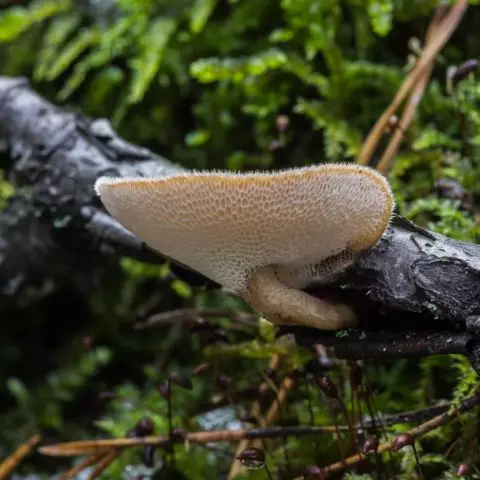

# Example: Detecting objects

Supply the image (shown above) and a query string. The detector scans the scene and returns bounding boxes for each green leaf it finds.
[185,129,211,147]
[58,16,136,100]
[412,126,460,151]
[171,280,193,299]
[0,170,15,210]
[258,317,275,343]
[127,17,177,105]
[120,258,171,279]
[0,0,70,43]
[295,98,362,159]
[113,16,177,124]
[6,378,30,408]
[34,13,81,80]
[190,48,288,84]
[0,8,29,42]
[268,28,294,43]
[190,0,217,34]
[46,27,99,81]
[367,0,394,37]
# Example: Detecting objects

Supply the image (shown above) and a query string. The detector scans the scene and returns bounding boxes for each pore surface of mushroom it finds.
[95,164,394,330]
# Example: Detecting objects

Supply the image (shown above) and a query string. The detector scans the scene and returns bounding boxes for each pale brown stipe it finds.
[95,164,394,330]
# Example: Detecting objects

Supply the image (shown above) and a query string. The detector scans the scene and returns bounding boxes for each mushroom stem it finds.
[242,266,357,330]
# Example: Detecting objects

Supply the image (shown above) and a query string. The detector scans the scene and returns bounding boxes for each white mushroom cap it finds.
[95,164,394,293]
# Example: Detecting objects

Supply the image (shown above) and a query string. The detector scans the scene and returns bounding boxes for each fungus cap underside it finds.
[95,165,394,293]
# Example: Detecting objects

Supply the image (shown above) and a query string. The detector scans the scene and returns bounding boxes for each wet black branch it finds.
[0,76,479,365]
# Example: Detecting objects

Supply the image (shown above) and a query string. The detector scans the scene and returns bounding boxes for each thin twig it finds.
[136,307,257,330]
[60,452,109,480]
[0,434,41,478]
[356,0,468,167]
[228,353,282,479]
[39,425,341,457]
[86,450,118,480]
[39,398,458,458]
[376,3,448,173]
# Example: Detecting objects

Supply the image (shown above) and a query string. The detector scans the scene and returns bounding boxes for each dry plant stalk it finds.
[356,0,468,172]
[39,424,340,457]
[0,434,41,479]
[86,450,118,480]
[59,452,109,480]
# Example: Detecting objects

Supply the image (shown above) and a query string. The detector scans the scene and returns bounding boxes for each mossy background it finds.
[0,0,479,478]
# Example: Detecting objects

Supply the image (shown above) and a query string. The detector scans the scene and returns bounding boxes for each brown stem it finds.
[0,434,41,478]
[39,425,339,457]
[356,0,468,168]
[60,452,108,480]
[86,450,118,480]
[375,1,446,174]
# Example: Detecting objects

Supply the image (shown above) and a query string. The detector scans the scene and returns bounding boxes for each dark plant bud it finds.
[451,59,478,84]
[392,433,415,452]
[236,447,265,470]
[168,372,193,390]
[171,428,187,442]
[136,416,155,436]
[386,114,399,133]
[456,463,471,477]
[158,382,170,399]
[82,335,94,351]
[350,363,363,388]
[193,363,211,375]
[315,374,338,398]
[362,436,379,455]
[303,464,324,479]
[269,139,283,152]
[276,115,290,132]
[143,444,155,467]
[217,374,232,391]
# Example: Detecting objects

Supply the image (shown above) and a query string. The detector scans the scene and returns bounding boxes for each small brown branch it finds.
[136,307,257,330]
[39,425,340,457]
[60,452,109,480]
[264,374,295,426]
[0,434,41,478]
[356,0,468,168]
[375,4,443,173]
[86,450,118,480]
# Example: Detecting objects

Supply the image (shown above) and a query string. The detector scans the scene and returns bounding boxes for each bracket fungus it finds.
[95,164,394,331]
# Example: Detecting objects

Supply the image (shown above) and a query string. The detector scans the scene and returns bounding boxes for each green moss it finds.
[1,0,480,477]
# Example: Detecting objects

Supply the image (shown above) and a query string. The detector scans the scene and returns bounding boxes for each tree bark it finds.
[0,76,479,365]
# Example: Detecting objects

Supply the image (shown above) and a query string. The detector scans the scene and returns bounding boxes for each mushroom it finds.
[95,164,394,330]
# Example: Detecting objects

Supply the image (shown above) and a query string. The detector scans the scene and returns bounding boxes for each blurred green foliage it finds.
[0,0,480,478]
